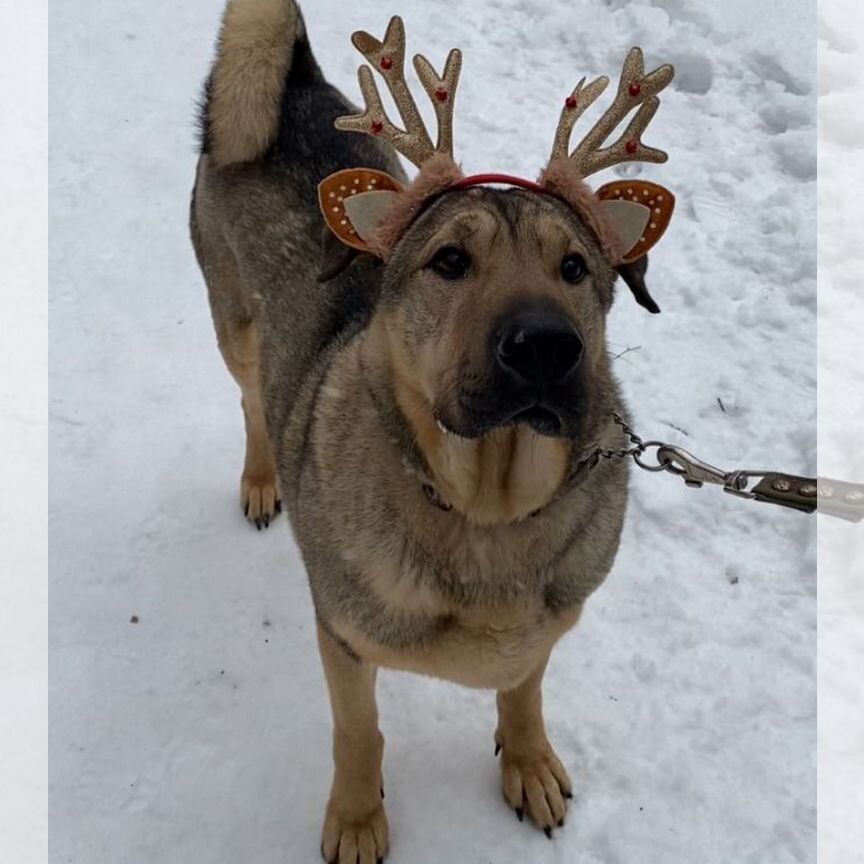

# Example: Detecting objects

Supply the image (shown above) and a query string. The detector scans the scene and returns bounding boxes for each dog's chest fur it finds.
[290,336,628,689]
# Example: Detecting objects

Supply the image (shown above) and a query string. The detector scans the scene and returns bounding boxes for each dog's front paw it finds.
[495,730,572,837]
[321,798,389,864]
[240,472,281,530]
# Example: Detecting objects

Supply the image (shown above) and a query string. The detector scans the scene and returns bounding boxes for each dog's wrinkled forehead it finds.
[387,187,612,270]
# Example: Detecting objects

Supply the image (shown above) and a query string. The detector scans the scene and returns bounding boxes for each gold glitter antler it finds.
[551,48,675,177]
[334,16,462,167]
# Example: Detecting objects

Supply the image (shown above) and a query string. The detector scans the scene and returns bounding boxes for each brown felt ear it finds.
[318,168,404,252]
[616,254,660,313]
[596,180,675,263]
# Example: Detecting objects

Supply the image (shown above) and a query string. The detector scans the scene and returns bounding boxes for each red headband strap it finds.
[453,173,546,194]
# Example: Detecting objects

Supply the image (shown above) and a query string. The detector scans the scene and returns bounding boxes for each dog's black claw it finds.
[255,519,262,531]
[377,858,383,864]
[564,790,573,799]
[244,503,249,517]
[515,807,524,822]
[380,786,385,800]
[275,499,283,514]
[263,514,270,528]
[557,818,564,828]
[494,743,501,756]
[544,826,553,839]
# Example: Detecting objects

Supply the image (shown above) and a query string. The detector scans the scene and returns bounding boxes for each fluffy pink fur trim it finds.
[369,154,465,259]
[538,159,625,265]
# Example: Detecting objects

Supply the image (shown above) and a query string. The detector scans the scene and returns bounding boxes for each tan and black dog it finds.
[190,1,667,860]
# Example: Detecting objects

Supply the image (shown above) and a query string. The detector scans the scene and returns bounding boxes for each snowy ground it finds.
[49,1,817,862]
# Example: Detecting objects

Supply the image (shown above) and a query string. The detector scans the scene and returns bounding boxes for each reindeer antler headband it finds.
[319,16,676,272]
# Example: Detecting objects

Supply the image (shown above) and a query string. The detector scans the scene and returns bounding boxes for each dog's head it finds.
[320,185,633,525]
[373,187,616,442]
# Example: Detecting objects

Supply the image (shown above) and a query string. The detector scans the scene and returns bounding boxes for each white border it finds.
[1,2,859,861]
[817,0,864,860]
[0,1,49,862]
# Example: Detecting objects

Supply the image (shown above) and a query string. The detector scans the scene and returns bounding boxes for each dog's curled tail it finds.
[200,0,310,166]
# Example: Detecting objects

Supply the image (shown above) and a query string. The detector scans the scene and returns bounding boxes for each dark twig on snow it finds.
[611,344,642,360]
[663,421,690,437]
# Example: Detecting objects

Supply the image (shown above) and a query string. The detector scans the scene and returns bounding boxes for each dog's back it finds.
[190,0,402,513]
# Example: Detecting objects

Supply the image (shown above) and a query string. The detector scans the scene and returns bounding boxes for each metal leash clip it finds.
[653,445,745,491]
[609,418,749,494]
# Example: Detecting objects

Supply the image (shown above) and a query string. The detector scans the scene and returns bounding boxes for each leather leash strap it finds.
[750,474,817,514]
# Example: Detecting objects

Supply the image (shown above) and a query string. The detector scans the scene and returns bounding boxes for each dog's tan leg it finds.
[495,654,572,836]
[317,622,388,864]
[192,173,281,529]
[215,319,281,528]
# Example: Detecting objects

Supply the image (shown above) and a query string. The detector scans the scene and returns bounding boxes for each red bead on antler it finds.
[550,48,674,176]
[565,95,578,109]
[334,15,463,166]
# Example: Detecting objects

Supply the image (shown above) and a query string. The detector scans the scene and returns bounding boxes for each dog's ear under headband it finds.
[318,16,676,310]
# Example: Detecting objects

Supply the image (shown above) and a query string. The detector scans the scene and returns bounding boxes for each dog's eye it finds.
[561,253,588,284]
[427,246,471,280]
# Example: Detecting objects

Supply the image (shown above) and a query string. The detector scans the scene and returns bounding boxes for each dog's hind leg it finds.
[317,621,389,864]
[217,317,281,529]
[494,654,573,837]
[192,205,281,529]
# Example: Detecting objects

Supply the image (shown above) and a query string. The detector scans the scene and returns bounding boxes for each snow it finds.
[49,0,818,862]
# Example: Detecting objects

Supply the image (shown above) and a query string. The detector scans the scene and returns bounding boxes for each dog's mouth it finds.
[436,394,580,440]
[511,405,562,436]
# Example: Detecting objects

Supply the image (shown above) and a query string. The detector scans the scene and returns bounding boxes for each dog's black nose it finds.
[496,310,583,385]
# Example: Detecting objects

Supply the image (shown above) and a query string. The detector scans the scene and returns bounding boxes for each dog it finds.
[191,1,674,859]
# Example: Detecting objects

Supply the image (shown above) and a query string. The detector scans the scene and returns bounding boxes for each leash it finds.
[583,415,862,522]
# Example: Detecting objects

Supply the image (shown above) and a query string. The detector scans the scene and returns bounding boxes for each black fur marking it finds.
[286,24,323,86]
[194,73,213,155]
[616,255,659,313]
[269,82,396,205]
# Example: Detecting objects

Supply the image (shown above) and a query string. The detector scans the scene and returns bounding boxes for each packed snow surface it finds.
[49,0,817,861]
